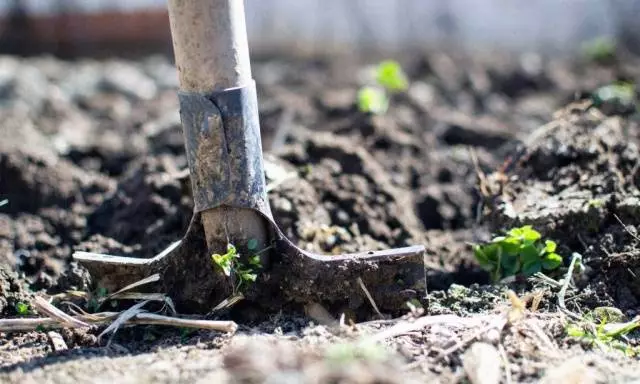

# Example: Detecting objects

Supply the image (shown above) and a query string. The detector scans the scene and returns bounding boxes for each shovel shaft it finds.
[168,0,269,255]
[168,0,251,91]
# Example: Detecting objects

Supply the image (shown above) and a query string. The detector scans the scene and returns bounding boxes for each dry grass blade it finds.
[163,296,177,315]
[0,311,238,334]
[0,317,64,332]
[557,253,582,320]
[101,273,160,303]
[370,314,489,342]
[210,293,244,314]
[126,313,238,333]
[357,277,384,318]
[106,292,167,302]
[437,315,508,361]
[613,214,640,241]
[99,300,151,345]
[33,296,89,328]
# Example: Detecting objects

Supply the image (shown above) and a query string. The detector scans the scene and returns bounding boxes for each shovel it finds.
[74,0,426,315]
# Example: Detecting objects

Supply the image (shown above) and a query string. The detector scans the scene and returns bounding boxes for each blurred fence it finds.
[0,0,638,57]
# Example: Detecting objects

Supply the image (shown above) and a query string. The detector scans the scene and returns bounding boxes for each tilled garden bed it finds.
[0,51,640,383]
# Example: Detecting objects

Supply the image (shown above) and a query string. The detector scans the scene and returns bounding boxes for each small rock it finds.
[462,342,501,384]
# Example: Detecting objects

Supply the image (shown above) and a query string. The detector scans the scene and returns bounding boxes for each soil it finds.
[1,50,640,382]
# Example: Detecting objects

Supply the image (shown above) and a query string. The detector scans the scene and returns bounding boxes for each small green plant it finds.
[591,81,637,113]
[473,225,563,282]
[357,86,388,115]
[15,302,29,315]
[375,60,409,92]
[582,37,617,63]
[212,243,238,277]
[357,60,408,115]
[587,199,604,209]
[211,242,262,293]
[567,308,640,357]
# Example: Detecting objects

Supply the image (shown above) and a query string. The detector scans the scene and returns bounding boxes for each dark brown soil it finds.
[1,51,640,382]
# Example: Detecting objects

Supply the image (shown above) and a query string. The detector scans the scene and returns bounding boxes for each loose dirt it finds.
[1,50,640,383]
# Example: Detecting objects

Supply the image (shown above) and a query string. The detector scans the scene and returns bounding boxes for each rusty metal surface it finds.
[179,82,272,217]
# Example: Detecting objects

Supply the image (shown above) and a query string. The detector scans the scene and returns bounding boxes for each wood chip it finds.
[47,331,68,352]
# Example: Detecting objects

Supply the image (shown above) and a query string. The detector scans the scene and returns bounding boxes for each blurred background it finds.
[0,0,638,58]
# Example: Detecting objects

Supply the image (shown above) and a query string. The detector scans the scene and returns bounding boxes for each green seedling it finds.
[357,86,388,115]
[212,243,238,277]
[357,60,408,115]
[567,308,640,357]
[587,199,604,209]
[473,225,563,282]
[581,37,616,63]
[15,302,29,315]
[591,82,637,113]
[211,242,263,293]
[375,60,409,93]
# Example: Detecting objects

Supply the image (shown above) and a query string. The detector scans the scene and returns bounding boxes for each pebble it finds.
[462,342,501,384]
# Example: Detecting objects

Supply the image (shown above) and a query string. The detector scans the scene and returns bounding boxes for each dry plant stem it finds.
[369,314,490,343]
[437,316,508,361]
[357,277,383,318]
[33,296,89,328]
[102,273,160,303]
[557,253,582,320]
[0,312,238,333]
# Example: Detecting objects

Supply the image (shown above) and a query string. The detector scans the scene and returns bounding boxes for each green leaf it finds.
[247,238,259,251]
[16,302,29,315]
[248,255,262,267]
[357,86,389,115]
[212,254,233,276]
[592,82,636,109]
[499,237,520,255]
[241,272,257,282]
[507,225,541,243]
[541,253,563,270]
[520,244,540,265]
[483,243,501,263]
[473,245,489,265]
[491,236,506,243]
[520,226,541,243]
[522,260,542,276]
[375,60,409,92]
[582,37,616,62]
[567,324,586,338]
[500,255,521,276]
[544,240,557,253]
[226,243,237,256]
[506,227,523,237]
